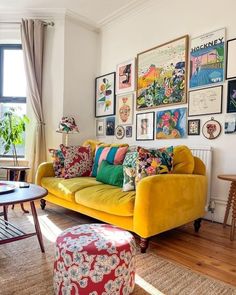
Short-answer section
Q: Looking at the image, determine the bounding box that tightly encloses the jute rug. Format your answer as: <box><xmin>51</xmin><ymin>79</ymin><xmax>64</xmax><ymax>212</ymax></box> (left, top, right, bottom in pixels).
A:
<box><xmin>0</xmin><ymin>204</ymin><xmax>236</xmax><ymax>295</ymax></box>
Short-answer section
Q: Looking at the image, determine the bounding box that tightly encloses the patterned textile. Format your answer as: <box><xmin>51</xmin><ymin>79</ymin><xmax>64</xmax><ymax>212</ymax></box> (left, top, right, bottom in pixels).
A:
<box><xmin>48</xmin><ymin>148</ymin><xmax>65</xmax><ymax>178</ymax></box>
<box><xmin>136</xmin><ymin>146</ymin><xmax>174</xmax><ymax>185</ymax></box>
<box><xmin>60</xmin><ymin>145</ymin><xmax>93</xmax><ymax>179</ymax></box>
<box><xmin>92</xmin><ymin>145</ymin><xmax>128</xmax><ymax>177</ymax></box>
<box><xmin>123</xmin><ymin>152</ymin><xmax>138</xmax><ymax>192</ymax></box>
<box><xmin>53</xmin><ymin>224</ymin><xmax>136</xmax><ymax>295</ymax></box>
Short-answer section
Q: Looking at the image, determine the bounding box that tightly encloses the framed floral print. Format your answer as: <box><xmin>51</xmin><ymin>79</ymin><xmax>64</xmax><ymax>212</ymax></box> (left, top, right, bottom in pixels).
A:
<box><xmin>136</xmin><ymin>112</ymin><xmax>154</xmax><ymax>141</ymax></box>
<box><xmin>95</xmin><ymin>72</ymin><xmax>116</xmax><ymax>117</ymax></box>
<box><xmin>116</xmin><ymin>58</ymin><xmax>135</xmax><ymax>94</ymax></box>
<box><xmin>188</xmin><ymin>119</ymin><xmax>200</xmax><ymax>135</ymax></box>
<box><xmin>117</xmin><ymin>93</ymin><xmax>133</xmax><ymax>125</ymax></box>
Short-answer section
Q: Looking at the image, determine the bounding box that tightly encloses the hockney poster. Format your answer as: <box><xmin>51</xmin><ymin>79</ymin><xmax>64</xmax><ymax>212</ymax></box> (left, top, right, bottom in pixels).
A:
<box><xmin>189</xmin><ymin>28</ymin><xmax>225</xmax><ymax>89</ymax></box>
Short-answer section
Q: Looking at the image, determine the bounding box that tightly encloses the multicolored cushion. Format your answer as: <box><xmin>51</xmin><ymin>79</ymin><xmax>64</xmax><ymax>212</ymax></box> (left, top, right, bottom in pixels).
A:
<box><xmin>60</xmin><ymin>144</ymin><xmax>93</xmax><ymax>179</ymax></box>
<box><xmin>136</xmin><ymin>146</ymin><xmax>174</xmax><ymax>184</ymax></box>
<box><xmin>123</xmin><ymin>151</ymin><xmax>138</xmax><ymax>192</ymax></box>
<box><xmin>92</xmin><ymin>145</ymin><xmax>128</xmax><ymax>177</ymax></box>
<box><xmin>48</xmin><ymin>148</ymin><xmax>65</xmax><ymax>178</ymax></box>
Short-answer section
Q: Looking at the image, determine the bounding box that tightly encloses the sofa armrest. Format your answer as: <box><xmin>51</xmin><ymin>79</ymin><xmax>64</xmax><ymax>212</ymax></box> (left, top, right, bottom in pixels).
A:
<box><xmin>133</xmin><ymin>174</ymin><xmax>207</xmax><ymax>238</ymax></box>
<box><xmin>35</xmin><ymin>162</ymin><xmax>55</xmax><ymax>185</ymax></box>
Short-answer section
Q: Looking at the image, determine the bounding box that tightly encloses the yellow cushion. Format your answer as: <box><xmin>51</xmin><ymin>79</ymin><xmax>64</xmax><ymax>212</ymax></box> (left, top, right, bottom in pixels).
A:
<box><xmin>82</xmin><ymin>139</ymin><xmax>103</xmax><ymax>156</ymax></box>
<box><xmin>75</xmin><ymin>184</ymin><xmax>135</xmax><ymax>217</ymax></box>
<box><xmin>41</xmin><ymin>177</ymin><xmax>102</xmax><ymax>202</ymax></box>
<box><xmin>173</xmin><ymin>145</ymin><xmax>194</xmax><ymax>174</ymax></box>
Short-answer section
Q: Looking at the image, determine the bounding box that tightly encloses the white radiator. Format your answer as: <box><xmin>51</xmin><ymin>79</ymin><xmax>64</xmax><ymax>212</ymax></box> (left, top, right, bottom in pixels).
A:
<box><xmin>190</xmin><ymin>146</ymin><xmax>213</xmax><ymax>207</ymax></box>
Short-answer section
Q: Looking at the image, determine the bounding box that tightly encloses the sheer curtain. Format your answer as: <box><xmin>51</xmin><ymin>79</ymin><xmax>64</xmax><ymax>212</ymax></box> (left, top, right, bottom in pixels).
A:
<box><xmin>21</xmin><ymin>19</ymin><xmax>46</xmax><ymax>180</ymax></box>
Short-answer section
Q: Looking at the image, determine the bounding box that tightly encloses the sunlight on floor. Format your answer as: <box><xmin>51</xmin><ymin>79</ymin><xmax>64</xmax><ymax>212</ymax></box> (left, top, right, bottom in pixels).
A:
<box><xmin>27</xmin><ymin>215</ymin><xmax>62</xmax><ymax>242</ymax></box>
<box><xmin>135</xmin><ymin>274</ymin><xmax>164</xmax><ymax>295</ymax></box>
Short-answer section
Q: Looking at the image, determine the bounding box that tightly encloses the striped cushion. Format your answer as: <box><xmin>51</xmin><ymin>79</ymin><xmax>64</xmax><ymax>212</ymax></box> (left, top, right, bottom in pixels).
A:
<box><xmin>92</xmin><ymin>145</ymin><xmax>128</xmax><ymax>177</ymax></box>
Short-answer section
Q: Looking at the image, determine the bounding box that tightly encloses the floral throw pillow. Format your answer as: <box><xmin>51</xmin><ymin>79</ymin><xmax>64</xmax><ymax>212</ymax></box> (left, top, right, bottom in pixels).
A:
<box><xmin>48</xmin><ymin>148</ymin><xmax>65</xmax><ymax>178</ymax></box>
<box><xmin>123</xmin><ymin>151</ymin><xmax>138</xmax><ymax>192</ymax></box>
<box><xmin>136</xmin><ymin>146</ymin><xmax>174</xmax><ymax>185</ymax></box>
<box><xmin>60</xmin><ymin>145</ymin><xmax>93</xmax><ymax>179</ymax></box>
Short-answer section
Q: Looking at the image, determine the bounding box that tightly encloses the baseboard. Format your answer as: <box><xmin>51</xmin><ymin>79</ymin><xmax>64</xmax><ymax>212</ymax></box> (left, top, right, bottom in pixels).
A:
<box><xmin>204</xmin><ymin>197</ymin><xmax>230</xmax><ymax>224</ymax></box>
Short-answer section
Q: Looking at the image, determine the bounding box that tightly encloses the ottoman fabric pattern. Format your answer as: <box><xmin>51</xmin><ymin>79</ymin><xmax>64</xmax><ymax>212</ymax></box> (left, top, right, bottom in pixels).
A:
<box><xmin>54</xmin><ymin>224</ymin><xmax>136</xmax><ymax>295</ymax></box>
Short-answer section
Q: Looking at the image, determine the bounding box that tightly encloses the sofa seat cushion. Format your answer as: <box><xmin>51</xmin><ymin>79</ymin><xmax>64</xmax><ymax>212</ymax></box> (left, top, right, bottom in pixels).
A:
<box><xmin>41</xmin><ymin>177</ymin><xmax>102</xmax><ymax>202</ymax></box>
<box><xmin>75</xmin><ymin>185</ymin><xmax>136</xmax><ymax>217</ymax></box>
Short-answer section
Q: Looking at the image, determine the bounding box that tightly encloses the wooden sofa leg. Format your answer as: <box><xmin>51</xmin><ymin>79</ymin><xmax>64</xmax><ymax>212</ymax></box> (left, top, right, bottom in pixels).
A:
<box><xmin>140</xmin><ymin>238</ymin><xmax>149</xmax><ymax>253</ymax></box>
<box><xmin>194</xmin><ymin>218</ymin><xmax>202</xmax><ymax>232</ymax></box>
<box><xmin>40</xmin><ymin>199</ymin><xmax>46</xmax><ymax>210</ymax></box>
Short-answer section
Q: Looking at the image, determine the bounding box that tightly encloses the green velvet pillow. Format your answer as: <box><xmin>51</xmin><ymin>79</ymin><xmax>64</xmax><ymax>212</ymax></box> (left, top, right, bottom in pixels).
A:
<box><xmin>96</xmin><ymin>160</ymin><xmax>124</xmax><ymax>187</ymax></box>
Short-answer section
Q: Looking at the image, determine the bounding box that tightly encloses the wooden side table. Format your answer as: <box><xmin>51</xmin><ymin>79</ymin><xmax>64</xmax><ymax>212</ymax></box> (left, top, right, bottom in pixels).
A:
<box><xmin>218</xmin><ymin>174</ymin><xmax>236</xmax><ymax>241</ymax></box>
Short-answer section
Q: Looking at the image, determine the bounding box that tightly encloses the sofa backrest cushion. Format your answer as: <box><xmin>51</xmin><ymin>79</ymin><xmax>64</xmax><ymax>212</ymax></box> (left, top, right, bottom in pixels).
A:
<box><xmin>173</xmin><ymin>145</ymin><xmax>194</xmax><ymax>174</ymax></box>
<box><xmin>82</xmin><ymin>139</ymin><xmax>103</xmax><ymax>157</ymax></box>
<box><xmin>96</xmin><ymin>160</ymin><xmax>124</xmax><ymax>187</ymax></box>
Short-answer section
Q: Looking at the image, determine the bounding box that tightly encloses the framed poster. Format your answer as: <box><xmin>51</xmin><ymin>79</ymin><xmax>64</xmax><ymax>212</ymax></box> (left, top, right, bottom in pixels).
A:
<box><xmin>117</xmin><ymin>93</ymin><xmax>133</xmax><ymax>125</ymax></box>
<box><xmin>156</xmin><ymin>108</ymin><xmax>187</xmax><ymax>139</ymax></box>
<box><xmin>188</xmin><ymin>85</ymin><xmax>223</xmax><ymax>116</ymax></box>
<box><xmin>188</xmin><ymin>119</ymin><xmax>200</xmax><ymax>135</ymax></box>
<box><xmin>136</xmin><ymin>35</ymin><xmax>188</xmax><ymax>110</ymax></box>
<box><xmin>105</xmin><ymin>117</ymin><xmax>115</xmax><ymax>136</ymax></box>
<box><xmin>95</xmin><ymin>72</ymin><xmax>116</xmax><ymax>117</ymax></box>
<box><xmin>116</xmin><ymin>58</ymin><xmax>135</xmax><ymax>94</ymax></box>
<box><xmin>225</xmin><ymin>114</ymin><xmax>236</xmax><ymax>134</ymax></box>
<box><xmin>189</xmin><ymin>28</ymin><xmax>225</xmax><ymax>89</ymax></box>
<box><xmin>202</xmin><ymin>117</ymin><xmax>221</xmax><ymax>139</ymax></box>
<box><xmin>226</xmin><ymin>38</ymin><xmax>236</xmax><ymax>80</ymax></box>
<box><xmin>227</xmin><ymin>79</ymin><xmax>236</xmax><ymax>113</ymax></box>
<box><xmin>126</xmin><ymin>126</ymin><xmax>132</xmax><ymax>137</ymax></box>
<box><xmin>96</xmin><ymin>119</ymin><xmax>105</xmax><ymax>136</ymax></box>
<box><xmin>136</xmin><ymin>112</ymin><xmax>154</xmax><ymax>141</ymax></box>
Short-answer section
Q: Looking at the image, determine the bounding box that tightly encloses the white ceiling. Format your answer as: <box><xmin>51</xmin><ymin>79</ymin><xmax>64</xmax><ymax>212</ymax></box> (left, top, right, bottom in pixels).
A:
<box><xmin>0</xmin><ymin>0</ymin><xmax>143</xmax><ymax>25</ymax></box>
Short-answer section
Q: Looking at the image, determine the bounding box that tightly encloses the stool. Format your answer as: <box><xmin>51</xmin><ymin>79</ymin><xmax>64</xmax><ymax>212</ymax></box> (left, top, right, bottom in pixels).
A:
<box><xmin>53</xmin><ymin>224</ymin><xmax>136</xmax><ymax>295</ymax></box>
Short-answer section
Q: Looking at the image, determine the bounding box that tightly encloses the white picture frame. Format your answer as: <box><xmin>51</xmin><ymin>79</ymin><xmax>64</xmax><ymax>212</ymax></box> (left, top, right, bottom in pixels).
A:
<box><xmin>116</xmin><ymin>58</ymin><xmax>135</xmax><ymax>94</ymax></box>
<box><xmin>226</xmin><ymin>38</ymin><xmax>236</xmax><ymax>80</ymax></box>
<box><xmin>136</xmin><ymin>112</ymin><xmax>154</xmax><ymax>141</ymax></box>
<box><xmin>96</xmin><ymin>119</ymin><xmax>105</xmax><ymax>136</ymax></box>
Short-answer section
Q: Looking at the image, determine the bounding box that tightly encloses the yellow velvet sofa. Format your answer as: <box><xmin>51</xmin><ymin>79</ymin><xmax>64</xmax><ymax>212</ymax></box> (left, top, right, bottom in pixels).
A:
<box><xmin>35</xmin><ymin>142</ymin><xmax>207</xmax><ymax>252</ymax></box>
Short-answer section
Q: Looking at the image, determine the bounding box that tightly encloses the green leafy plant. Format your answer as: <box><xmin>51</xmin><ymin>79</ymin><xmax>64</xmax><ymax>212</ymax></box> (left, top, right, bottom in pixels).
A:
<box><xmin>0</xmin><ymin>110</ymin><xmax>29</xmax><ymax>166</ymax></box>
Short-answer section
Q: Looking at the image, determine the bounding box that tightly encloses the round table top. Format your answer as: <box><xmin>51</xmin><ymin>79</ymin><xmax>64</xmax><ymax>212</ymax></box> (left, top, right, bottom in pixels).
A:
<box><xmin>0</xmin><ymin>181</ymin><xmax>47</xmax><ymax>206</ymax></box>
<box><xmin>218</xmin><ymin>175</ymin><xmax>236</xmax><ymax>182</ymax></box>
<box><xmin>0</xmin><ymin>166</ymin><xmax>30</xmax><ymax>171</ymax></box>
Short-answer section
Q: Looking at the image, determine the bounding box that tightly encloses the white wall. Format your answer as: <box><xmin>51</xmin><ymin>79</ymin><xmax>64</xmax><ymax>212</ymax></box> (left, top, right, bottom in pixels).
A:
<box><xmin>98</xmin><ymin>0</ymin><xmax>236</xmax><ymax>223</ymax></box>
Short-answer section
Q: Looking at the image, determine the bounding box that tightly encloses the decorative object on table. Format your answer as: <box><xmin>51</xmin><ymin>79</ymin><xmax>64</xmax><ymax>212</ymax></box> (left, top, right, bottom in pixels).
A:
<box><xmin>0</xmin><ymin>182</ymin><xmax>16</xmax><ymax>194</ymax></box>
<box><xmin>115</xmin><ymin>125</ymin><xmax>125</xmax><ymax>139</ymax></box>
<box><xmin>136</xmin><ymin>35</ymin><xmax>188</xmax><ymax>110</ymax></box>
<box><xmin>227</xmin><ymin>79</ymin><xmax>236</xmax><ymax>113</ymax></box>
<box><xmin>116</xmin><ymin>58</ymin><xmax>135</xmax><ymax>94</ymax></box>
<box><xmin>226</xmin><ymin>38</ymin><xmax>236</xmax><ymax>80</ymax></box>
<box><xmin>156</xmin><ymin>108</ymin><xmax>187</xmax><ymax>139</ymax></box>
<box><xmin>224</xmin><ymin>114</ymin><xmax>236</xmax><ymax>134</ymax></box>
<box><xmin>117</xmin><ymin>93</ymin><xmax>133</xmax><ymax>125</ymax></box>
<box><xmin>202</xmin><ymin>117</ymin><xmax>221</xmax><ymax>139</ymax></box>
<box><xmin>188</xmin><ymin>85</ymin><xmax>223</xmax><ymax>116</ymax></box>
<box><xmin>56</xmin><ymin>116</ymin><xmax>79</xmax><ymax>146</ymax></box>
<box><xmin>48</xmin><ymin>149</ymin><xmax>65</xmax><ymax>178</ymax></box>
<box><xmin>126</xmin><ymin>126</ymin><xmax>133</xmax><ymax>138</ymax></box>
<box><xmin>189</xmin><ymin>28</ymin><xmax>225</xmax><ymax>89</ymax></box>
<box><xmin>96</xmin><ymin>119</ymin><xmax>105</xmax><ymax>137</ymax></box>
<box><xmin>105</xmin><ymin>116</ymin><xmax>115</xmax><ymax>136</ymax></box>
<box><xmin>217</xmin><ymin>175</ymin><xmax>236</xmax><ymax>241</ymax></box>
<box><xmin>188</xmin><ymin>119</ymin><xmax>200</xmax><ymax>135</ymax></box>
<box><xmin>136</xmin><ymin>112</ymin><xmax>154</xmax><ymax>141</ymax></box>
<box><xmin>95</xmin><ymin>72</ymin><xmax>116</xmax><ymax>117</ymax></box>
<box><xmin>0</xmin><ymin>110</ymin><xmax>29</xmax><ymax>166</ymax></box>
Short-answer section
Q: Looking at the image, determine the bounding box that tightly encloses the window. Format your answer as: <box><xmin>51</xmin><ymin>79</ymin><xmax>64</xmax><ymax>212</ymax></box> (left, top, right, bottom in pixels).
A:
<box><xmin>0</xmin><ymin>44</ymin><xmax>27</xmax><ymax>158</ymax></box>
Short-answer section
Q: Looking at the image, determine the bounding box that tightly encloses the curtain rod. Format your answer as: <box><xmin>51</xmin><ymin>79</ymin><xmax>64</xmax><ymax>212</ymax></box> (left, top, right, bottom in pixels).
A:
<box><xmin>0</xmin><ymin>21</ymin><xmax>54</xmax><ymax>26</ymax></box>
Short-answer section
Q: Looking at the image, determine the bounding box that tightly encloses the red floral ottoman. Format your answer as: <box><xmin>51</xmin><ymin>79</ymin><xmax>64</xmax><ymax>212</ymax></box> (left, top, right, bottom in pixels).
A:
<box><xmin>53</xmin><ymin>224</ymin><xmax>136</xmax><ymax>295</ymax></box>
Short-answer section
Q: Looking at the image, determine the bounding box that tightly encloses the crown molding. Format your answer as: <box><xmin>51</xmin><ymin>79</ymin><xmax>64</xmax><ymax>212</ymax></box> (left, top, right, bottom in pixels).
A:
<box><xmin>65</xmin><ymin>10</ymin><xmax>99</xmax><ymax>33</ymax></box>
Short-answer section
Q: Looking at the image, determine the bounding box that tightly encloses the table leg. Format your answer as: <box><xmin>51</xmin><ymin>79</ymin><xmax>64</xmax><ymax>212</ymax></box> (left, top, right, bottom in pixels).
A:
<box><xmin>223</xmin><ymin>182</ymin><xmax>235</xmax><ymax>227</ymax></box>
<box><xmin>3</xmin><ymin>205</ymin><xmax>8</xmax><ymax>221</ymax></box>
<box><xmin>30</xmin><ymin>201</ymin><xmax>45</xmax><ymax>253</ymax></box>
<box><xmin>20</xmin><ymin>203</ymin><xmax>30</xmax><ymax>214</ymax></box>
<box><xmin>230</xmin><ymin>184</ymin><xmax>236</xmax><ymax>241</ymax></box>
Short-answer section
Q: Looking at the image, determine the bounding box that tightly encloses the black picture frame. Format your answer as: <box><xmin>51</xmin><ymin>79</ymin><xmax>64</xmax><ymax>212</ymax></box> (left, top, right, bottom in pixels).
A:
<box><xmin>188</xmin><ymin>119</ymin><xmax>200</xmax><ymax>135</ymax></box>
<box><xmin>136</xmin><ymin>112</ymin><xmax>154</xmax><ymax>141</ymax></box>
<box><xmin>105</xmin><ymin>117</ymin><xmax>115</xmax><ymax>136</ymax></box>
<box><xmin>95</xmin><ymin>72</ymin><xmax>116</xmax><ymax>118</ymax></box>
<box><xmin>226</xmin><ymin>38</ymin><xmax>236</xmax><ymax>80</ymax></box>
<box><xmin>227</xmin><ymin>79</ymin><xmax>236</xmax><ymax>113</ymax></box>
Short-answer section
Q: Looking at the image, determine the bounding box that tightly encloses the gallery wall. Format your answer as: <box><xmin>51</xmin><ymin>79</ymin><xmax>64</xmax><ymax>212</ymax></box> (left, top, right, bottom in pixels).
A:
<box><xmin>97</xmin><ymin>0</ymin><xmax>236</xmax><ymax>223</ymax></box>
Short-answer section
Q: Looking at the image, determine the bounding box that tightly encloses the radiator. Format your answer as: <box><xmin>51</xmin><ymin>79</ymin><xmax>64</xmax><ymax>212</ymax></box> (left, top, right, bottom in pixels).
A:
<box><xmin>190</xmin><ymin>146</ymin><xmax>213</xmax><ymax>207</ymax></box>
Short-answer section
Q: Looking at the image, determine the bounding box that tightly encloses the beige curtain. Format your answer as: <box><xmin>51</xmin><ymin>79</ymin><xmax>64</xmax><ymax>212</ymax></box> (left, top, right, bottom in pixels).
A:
<box><xmin>21</xmin><ymin>19</ymin><xmax>46</xmax><ymax>181</ymax></box>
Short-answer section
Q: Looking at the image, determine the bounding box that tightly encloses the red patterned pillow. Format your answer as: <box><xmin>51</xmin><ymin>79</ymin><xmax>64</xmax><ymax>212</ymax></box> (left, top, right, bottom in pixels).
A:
<box><xmin>48</xmin><ymin>148</ymin><xmax>65</xmax><ymax>178</ymax></box>
<box><xmin>60</xmin><ymin>145</ymin><xmax>93</xmax><ymax>179</ymax></box>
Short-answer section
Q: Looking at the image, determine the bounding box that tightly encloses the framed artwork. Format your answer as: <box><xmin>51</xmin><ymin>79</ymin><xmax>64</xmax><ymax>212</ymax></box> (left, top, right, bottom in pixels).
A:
<box><xmin>115</xmin><ymin>126</ymin><xmax>125</xmax><ymax>139</ymax></box>
<box><xmin>226</xmin><ymin>38</ymin><xmax>236</xmax><ymax>80</ymax></box>
<box><xmin>202</xmin><ymin>117</ymin><xmax>221</xmax><ymax>139</ymax></box>
<box><xmin>156</xmin><ymin>108</ymin><xmax>187</xmax><ymax>139</ymax></box>
<box><xmin>117</xmin><ymin>93</ymin><xmax>133</xmax><ymax>125</ymax></box>
<box><xmin>105</xmin><ymin>117</ymin><xmax>115</xmax><ymax>136</ymax></box>
<box><xmin>188</xmin><ymin>119</ymin><xmax>200</xmax><ymax>135</ymax></box>
<box><xmin>189</xmin><ymin>28</ymin><xmax>225</xmax><ymax>89</ymax></box>
<box><xmin>136</xmin><ymin>35</ymin><xmax>188</xmax><ymax>110</ymax></box>
<box><xmin>227</xmin><ymin>79</ymin><xmax>236</xmax><ymax>113</ymax></box>
<box><xmin>136</xmin><ymin>112</ymin><xmax>154</xmax><ymax>141</ymax></box>
<box><xmin>116</xmin><ymin>58</ymin><xmax>135</xmax><ymax>94</ymax></box>
<box><xmin>96</xmin><ymin>119</ymin><xmax>105</xmax><ymax>136</ymax></box>
<box><xmin>126</xmin><ymin>126</ymin><xmax>132</xmax><ymax>137</ymax></box>
<box><xmin>95</xmin><ymin>72</ymin><xmax>116</xmax><ymax>117</ymax></box>
<box><xmin>225</xmin><ymin>114</ymin><xmax>236</xmax><ymax>134</ymax></box>
<box><xmin>188</xmin><ymin>85</ymin><xmax>223</xmax><ymax>116</ymax></box>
